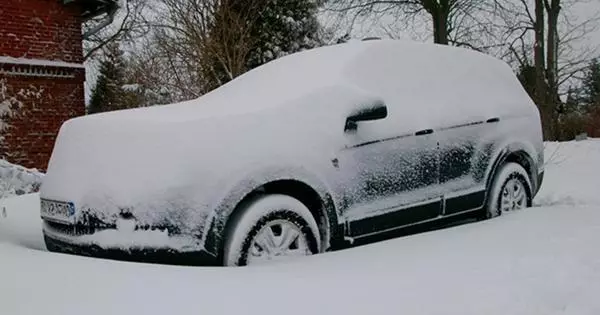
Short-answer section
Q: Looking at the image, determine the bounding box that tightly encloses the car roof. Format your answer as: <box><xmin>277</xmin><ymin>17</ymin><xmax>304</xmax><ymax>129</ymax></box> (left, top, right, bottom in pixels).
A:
<box><xmin>82</xmin><ymin>40</ymin><xmax>527</xmax><ymax>124</ymax></box>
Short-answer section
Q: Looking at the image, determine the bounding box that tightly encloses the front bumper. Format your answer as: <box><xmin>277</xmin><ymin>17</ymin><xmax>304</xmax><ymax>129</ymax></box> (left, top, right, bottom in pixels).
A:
<box><xmin>43</xmin><ymin>222</ymin><xmax>220</xmax><ymax>266</ymax></box>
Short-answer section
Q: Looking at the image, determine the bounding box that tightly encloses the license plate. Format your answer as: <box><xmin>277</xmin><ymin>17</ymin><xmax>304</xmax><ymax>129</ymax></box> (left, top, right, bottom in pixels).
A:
<box><xmin>40</xmin><ymin>199</ymin><xmax>76</xmax><ymax>224</ymax></box>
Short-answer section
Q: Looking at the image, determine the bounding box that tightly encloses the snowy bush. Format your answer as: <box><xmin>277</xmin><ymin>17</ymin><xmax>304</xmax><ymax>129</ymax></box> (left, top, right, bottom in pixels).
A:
<box><xmin>0</xmin><ymin>159</ymin><xmax>44</xmax><ymax>199</ymax></box>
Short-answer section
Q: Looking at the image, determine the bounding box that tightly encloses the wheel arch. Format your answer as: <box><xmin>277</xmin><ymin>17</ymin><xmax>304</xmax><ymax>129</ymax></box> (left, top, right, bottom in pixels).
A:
<box><xmin>200</xmin><ymin>167</ymin><xmax>341</xmax><ymax>261</ymax></box>
<box><xmin>484</xmin><ymin>143</ymin><xmax>540</xmax><ymax>205</ymax></box>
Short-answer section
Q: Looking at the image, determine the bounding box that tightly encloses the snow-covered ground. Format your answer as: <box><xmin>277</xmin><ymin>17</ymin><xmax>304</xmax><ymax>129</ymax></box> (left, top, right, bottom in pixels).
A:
<box><xmin>0</xmin><ymin>139</ymin><xmax>599</xmax><ymax>315</ymax></box>
<box><xmin>535</xmin><ymin>140</ymin><xmax>600</xmax><ymax>206</ymax></box>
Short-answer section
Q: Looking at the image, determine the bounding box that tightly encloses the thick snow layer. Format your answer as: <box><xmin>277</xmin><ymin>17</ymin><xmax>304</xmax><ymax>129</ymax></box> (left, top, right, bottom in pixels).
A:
<box><xmin>64</xmin><ymin>40</ymin><xmax>531</xmax><ymax>123</ymax></box>
<box><xmin>1</xmin><ymin>139</ymin><xmax>600</xmax><ymax>315</ymax></box>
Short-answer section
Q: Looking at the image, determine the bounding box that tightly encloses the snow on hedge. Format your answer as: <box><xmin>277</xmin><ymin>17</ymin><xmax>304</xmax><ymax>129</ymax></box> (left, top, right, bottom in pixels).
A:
<box><xmin>0</xmin><ymin>159</ymin><xmax>43</xmax><ymax>198</ymax></box>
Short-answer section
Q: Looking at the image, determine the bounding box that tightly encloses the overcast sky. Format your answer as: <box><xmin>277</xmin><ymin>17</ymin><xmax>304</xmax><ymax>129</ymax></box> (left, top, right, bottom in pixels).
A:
<box><xmin>574</xmin><ymin>0</ymin><xmax>600</xmax><ymax>48</ymax></box>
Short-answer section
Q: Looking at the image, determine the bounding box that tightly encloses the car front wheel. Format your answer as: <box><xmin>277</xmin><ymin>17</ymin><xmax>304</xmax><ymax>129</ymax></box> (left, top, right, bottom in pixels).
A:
<box><xmin>485</xmin><ymin>162</ymin><xmax>532</xmax><ymax>219</ymax></box>
<box><xmin>223</xmin><ymin>194</ymin><xmax>321</xmax><ymax>266</ymax></box>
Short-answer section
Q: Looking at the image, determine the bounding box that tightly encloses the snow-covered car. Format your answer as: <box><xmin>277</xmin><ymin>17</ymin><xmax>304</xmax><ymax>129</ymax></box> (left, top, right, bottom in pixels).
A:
<box><xmin>40</xmin><ymin>40</ymin><xmax>544</xmax><ymax>266</ymax></box>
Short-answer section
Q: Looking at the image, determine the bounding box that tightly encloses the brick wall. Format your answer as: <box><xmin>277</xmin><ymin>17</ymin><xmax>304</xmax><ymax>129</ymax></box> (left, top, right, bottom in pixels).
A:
<box><xmin>0</xmin><ymin>70</ymin><xmax>85</xmax><ymax>169</ymax></box>
<box><xmin>0</xmin><ymin>0</ymin><xmax>85</xmax><ymax>171</ymax></box>
<box><xmin>0</xmin><ymin>0</ymin><xmax>84</xmax><ymax>62</ymax></box>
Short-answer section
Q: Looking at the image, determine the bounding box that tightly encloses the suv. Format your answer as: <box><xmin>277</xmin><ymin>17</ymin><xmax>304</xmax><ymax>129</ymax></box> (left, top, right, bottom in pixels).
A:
<box><xmin>40</xmin><ymin>40</ymin><xmax>544</xmax><ymax>266</ymax></box>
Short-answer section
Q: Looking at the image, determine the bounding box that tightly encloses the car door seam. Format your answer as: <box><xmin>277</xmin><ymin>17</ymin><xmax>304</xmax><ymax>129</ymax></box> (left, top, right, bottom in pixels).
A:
<box><xmin>342</xmin><ymin>132</ymin><xmax>415</xmax><ymax>150</ymax></box>
<box><xmin>438</xmin><ymin>120</ymin><xmax>485</xmax><ymax>131</ymax></box>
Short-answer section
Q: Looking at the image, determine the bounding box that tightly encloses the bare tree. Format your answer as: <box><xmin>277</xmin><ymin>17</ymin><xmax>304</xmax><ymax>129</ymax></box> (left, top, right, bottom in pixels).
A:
<box><xmin>141</xmin><ymin>0</ymin><xmax>263</xmax><ymax>96</ymax></box>
<box><xmin>325</xmin><ymin>0</ymin><xmax>498</xmax><ymax>47</ymax></box>
<box><xmin>120</xmin><ymin>0</ymin><xmax>324</xmax><ymax>102</ymax></box>
<box><xmin>494</xmin><ymin>0</ymin><xmax>600</xmax><ymax>139</ymax></box>
<box><xmin>83</xmin><ymin>0</ymin><xmax>151</xmax><ymax>61</ymax></box>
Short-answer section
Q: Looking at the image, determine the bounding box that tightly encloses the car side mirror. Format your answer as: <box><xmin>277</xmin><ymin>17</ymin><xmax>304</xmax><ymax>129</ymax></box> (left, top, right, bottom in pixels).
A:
<box><xmin>345</xmin><ymin>102</ymin><xmax>388</xmax><ymax>132</ymax></box>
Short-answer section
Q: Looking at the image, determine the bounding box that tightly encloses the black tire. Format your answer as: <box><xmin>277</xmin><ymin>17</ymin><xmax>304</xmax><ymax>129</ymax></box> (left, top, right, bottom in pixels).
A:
<box><xmin>223</xmin><ymin>194</ymin><xmax>321</xmax><ymax>266</ymax></box>
<box><xmin>483</xmin><ymin>162</ymin><xmax>532</xmax><ymax>219</ymax></box>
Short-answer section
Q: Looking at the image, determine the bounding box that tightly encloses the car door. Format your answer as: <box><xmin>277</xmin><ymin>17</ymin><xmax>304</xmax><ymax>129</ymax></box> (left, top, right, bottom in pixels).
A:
<box><xmin>437</xmin><ymin>117</ymin><xmax>499</xmax><ymax>215</ymax></box>
<box><xmin>334</xmin><ymin>103</ymin><xmax>442</xmax><ymax>237</ymax></box>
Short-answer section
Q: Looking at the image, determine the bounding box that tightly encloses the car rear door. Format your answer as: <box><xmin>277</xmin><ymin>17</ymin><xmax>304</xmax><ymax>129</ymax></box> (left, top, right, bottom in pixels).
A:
<box><xmin>436</xmin><ymin>120</ymin><xmax>490</xmax><ymax>215</ymax></box>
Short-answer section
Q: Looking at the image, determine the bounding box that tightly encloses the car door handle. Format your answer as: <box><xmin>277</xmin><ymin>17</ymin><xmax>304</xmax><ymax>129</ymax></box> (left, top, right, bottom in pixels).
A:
<box><xmin>486</xmin><ymin>117</ymin><xmax>500</xmax><ymax>123</ymax></box>
<box><xmin>415</xmin><ymin>129</ymin><xmax>434</xmax><ymax>136</ymax></box>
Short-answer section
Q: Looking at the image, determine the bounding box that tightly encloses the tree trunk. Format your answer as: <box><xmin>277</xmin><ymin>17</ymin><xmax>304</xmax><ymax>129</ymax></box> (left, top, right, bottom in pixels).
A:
<box><xmin>534</xmin><ymin>0</ymin><xmax>550</xmax><ymax>139</ymax></box>
<box><xmin>546</xmin><ymin>0</ymin><xmax>561</xmax><ymax>140</ymax></box>
<box><xmin>424</xmin><ymin>0</ymin><xmax>449</xmax><ymax>45</ymax></box>
<box><xmin>433</xmin><ymin>13</ymin><xmax>449</xmax><ymax>44</ymax></box>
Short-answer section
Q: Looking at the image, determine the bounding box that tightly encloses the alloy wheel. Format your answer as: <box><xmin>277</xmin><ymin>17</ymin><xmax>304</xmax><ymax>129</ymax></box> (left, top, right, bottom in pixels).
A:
<box><xmin>247</xmin><ymin>219</ymin><xmax>311</xmax><ymax>265</ymax></box>
<box><xmin>500</xmin><ymin>178</ymin><xmax>528</xmax><ymax>213</ymax></box>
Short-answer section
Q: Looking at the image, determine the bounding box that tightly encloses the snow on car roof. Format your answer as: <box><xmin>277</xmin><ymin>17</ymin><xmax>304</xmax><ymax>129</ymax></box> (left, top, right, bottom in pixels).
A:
<box><xmin>206</xmin><ymin>38</ymin><xmax>513</xmax><ymax>114</ymax></box>
<box><xmin>83</xmin><ymin>39</ymin><xmax>519</xmax><ymax>123</ymax></box>
<box><xmin>85</xmin><ymin>40</ymin><xmax>371</xmax><ymax>122</ymax></box>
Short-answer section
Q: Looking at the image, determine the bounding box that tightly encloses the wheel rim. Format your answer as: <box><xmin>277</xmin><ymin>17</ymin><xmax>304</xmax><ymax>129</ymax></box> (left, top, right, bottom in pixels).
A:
<box><xmin>247</xmin><ymin>219</ymin><xmax>311</xmax><ymax>265</ymax></box>
<box><xmin>500</xmin><ymin>178</ymin><xmax>527</xmax><ymax>213</ymax></box>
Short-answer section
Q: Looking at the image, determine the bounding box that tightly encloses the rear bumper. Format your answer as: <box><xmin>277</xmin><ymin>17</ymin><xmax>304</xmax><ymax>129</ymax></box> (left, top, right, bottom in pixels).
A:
<box><xmin>43</xmin><ymin>226</ymin><xmax>220</xmax><ymax>266</ymax></box>
<box><xmin>535</xmin><ymin>171</ymin><xmax>544</xmax><ymax>195</ymax></box>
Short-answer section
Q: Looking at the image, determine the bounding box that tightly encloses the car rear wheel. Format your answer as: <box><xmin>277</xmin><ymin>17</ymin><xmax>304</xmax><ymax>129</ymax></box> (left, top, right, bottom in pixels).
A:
<box><xmin>484</xmin><ymin>162</ymin><xmax>532</xmax><ymax>219</ymax></box>
<box><xmin>223</xmin><ymin>194</ymin><xmax>321</xmax><ymax>266</ymax></box>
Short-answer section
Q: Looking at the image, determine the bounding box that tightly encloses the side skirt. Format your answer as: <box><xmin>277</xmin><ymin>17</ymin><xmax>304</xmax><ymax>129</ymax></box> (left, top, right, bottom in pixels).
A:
<box><xmin>348</xmin><ymin>200</ymin><xmax>441</xmax><ymax>238</ymax></box>
<box><xmin>346</xmin><ymin>190</ymin><xmax>486</xmax><ymax>240</ymax></box>
<box><xmin>349</xmin><ymin>207</ymin><xmax>482</xmax><ymax>240</ymax></box>
<box><xmin>444</xmin><ymin>190</ymin><xmax>486</xmax><ymax>215</ymax></box>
